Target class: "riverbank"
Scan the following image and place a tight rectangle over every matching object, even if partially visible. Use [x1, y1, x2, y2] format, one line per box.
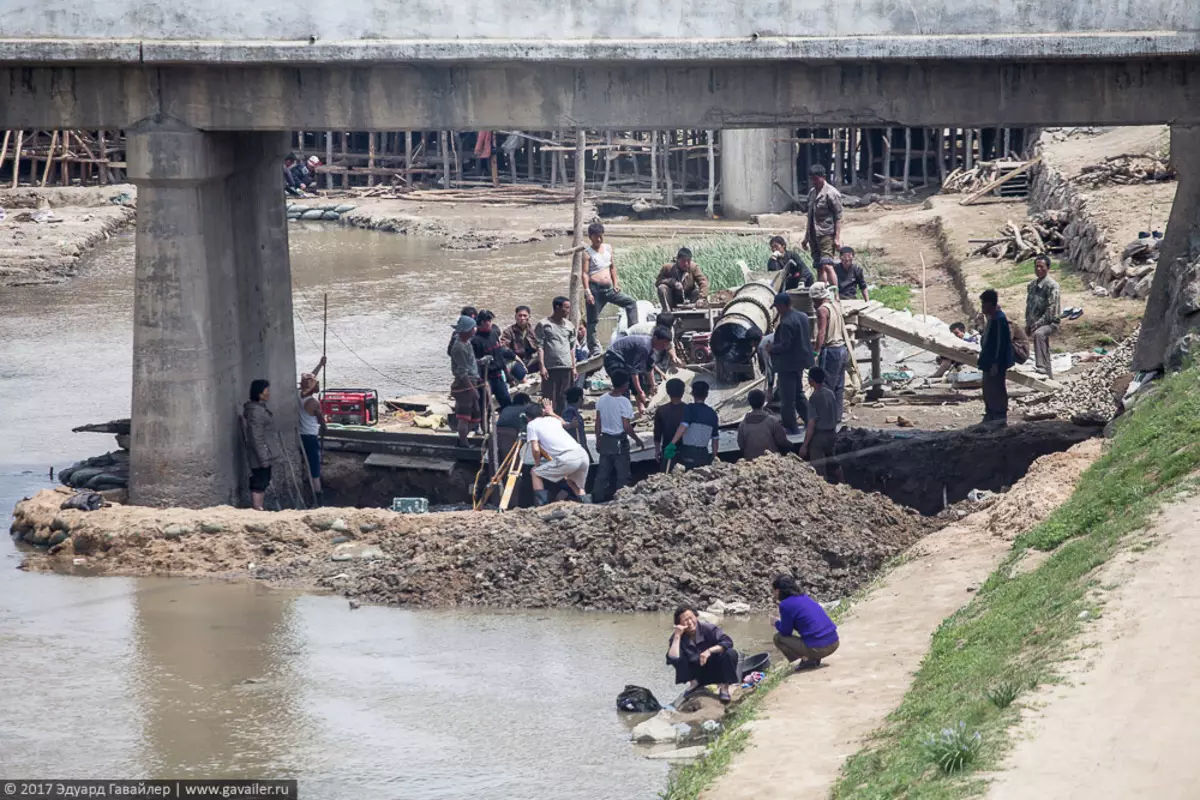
[0, 186, 136, 286]
[11, 454, 932, 612]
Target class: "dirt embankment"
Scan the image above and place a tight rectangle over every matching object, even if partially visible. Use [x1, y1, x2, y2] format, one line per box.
[0, 186, 137, 286]
[339, 197, 591, 249]
[11, 454, 932, 612]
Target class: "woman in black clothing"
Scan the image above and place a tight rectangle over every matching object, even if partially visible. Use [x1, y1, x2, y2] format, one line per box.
[666, 605, 740, 703]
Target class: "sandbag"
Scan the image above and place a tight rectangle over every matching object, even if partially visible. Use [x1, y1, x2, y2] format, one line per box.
[322, 211, 341, 220]
[86, 473, 127, 490]
[334, 204, 356, 214]
[616, 684, 661, 713]
[301, 209, 326, 220]
[65, 467, 105, 486]
[61, 492, 104, 512]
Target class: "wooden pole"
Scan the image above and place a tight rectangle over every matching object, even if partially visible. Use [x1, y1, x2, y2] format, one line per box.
[0, 131, 10, 183]
[664, 131, 674, 207]
[1003, 127, 1012, 158]
[650, 130, 659, 198]
[866, 129, 874, 190]
[340, 132, 349, 188]
[323, 292, 329, 386]
[919, 252, 929, 322]
[922, 128, 931, 187]
[568, 128, 586, 327]
[440, 131, 450, 187]
[325, 132, 334, 190]
[882, 128, 892, 197]
[902, 127, 911, 191]
[453, 133, 462, 186]
[706, 129, 716, 218]
[848, 128, 857, 187]
[937, 128, 947, 185]
[833, 128, 844, 186]
[367, 133, 376, 187]
[550, 130, 559, 187]
[11, 131, 23, 188]
[40, 131, 59, 187]
[602, 130, 612, 191]
[965, 129, 975, 170]
[98, 130, 108, 185]
[490, 138, 500, 188]
[60, 130, 70, 186]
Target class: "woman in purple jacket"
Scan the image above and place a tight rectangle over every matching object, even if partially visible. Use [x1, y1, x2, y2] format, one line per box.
[772, 574, 840, 670]
[667, 605, 740, 703]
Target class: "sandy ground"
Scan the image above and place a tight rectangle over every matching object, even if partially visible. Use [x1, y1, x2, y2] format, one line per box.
[984, 495, 1200, 799]
[706, 438, 1103, 800]
[0, 186, 136, 286]
[339, 196, 589, 249]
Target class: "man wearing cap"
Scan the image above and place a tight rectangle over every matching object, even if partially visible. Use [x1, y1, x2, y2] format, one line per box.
[300, 155, 321, 191]
[811, 282, 850, 423]
[801, 164, 843, 268]
[449, 315, 481, 447]
[656, 248, 710, 310]
[769, 291, 814, 434]
[835, 246, 869, 301]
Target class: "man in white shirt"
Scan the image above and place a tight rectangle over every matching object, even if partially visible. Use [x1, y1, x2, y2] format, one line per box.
[526, 400, 592, 506]
[593, 370, 645, 502]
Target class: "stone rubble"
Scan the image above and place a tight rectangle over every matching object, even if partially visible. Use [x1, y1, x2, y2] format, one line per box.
[1019, 327, 1139, 423]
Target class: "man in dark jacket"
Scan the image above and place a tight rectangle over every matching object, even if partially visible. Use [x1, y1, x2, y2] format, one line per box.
[767, 235, 814, 290]
[768, 292, 814, 434]
[978, 289, 1016, 425]
[471, 310, 516, 409]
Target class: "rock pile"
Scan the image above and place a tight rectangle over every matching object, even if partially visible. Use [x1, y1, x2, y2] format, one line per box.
[319, 454, 931, 612]
[1020, 327, 1139, 423]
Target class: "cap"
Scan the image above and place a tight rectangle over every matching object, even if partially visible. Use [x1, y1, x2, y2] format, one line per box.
[773, 291, 792, 306]
[307, 155, 320, 166]
[453, 315, 477, 334]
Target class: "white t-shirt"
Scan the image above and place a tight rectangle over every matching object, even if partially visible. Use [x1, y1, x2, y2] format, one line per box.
[595, 392, 634, 436]
[526, 416, 587, 460]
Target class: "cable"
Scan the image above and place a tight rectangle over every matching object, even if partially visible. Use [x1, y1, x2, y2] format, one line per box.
[293, 292, 419, 393]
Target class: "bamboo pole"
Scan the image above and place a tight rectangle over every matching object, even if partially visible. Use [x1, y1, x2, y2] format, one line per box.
[550, 130, 559, 188]
[98, 130, 108, 185]
[965, 128, 975, 170]
[440, 131, 450, 187]
[0, 131, 10, 183]
[834, 128, 844, 186]
[866, 129, 874, 190]
[325, 132, 334, 190]
[650, 131, 659, 198]
[902, 127, 911, 191]
[40, 131, 59, 187]
[705, 129, 716, 218]
[848, 128, 857, 187]
[602, 130, 612, 192]
[490, 140, 500, 188]
[882, 128, 892, 197]
[60, 130, 70, 186]
[664, 131, 674, 207]
[453, 133, 462, 186]
[920, 253, 929, 321]
[937, 128, 947, 185]
[568, 128, 586, 326]
[1003, 127, 1012, 159]
[527, 136, 536, 183]
[341, 132, 349, 188]
[923, 128, 931, 187]
[11, 131, 23, 188]
[367, 133, 376, 187]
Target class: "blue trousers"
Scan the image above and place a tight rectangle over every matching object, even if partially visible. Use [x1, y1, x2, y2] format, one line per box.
[819, 345, 849, 423]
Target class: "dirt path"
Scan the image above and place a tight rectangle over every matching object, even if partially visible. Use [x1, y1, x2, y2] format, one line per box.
[705, 439, 1102, 800]
[985, 497, 1200, 799]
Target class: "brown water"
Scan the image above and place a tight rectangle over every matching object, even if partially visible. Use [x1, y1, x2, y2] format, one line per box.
[0, 225, 774, 798]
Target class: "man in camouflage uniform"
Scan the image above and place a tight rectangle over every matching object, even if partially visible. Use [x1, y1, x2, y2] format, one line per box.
[1025, 254, 1062, 378]
[801, 164, 843, 267]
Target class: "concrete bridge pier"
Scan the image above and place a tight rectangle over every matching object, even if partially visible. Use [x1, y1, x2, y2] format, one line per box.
[720, 128, 795, 219]
[1134, 125, 1200, 373]
[127, 119, 303, 508]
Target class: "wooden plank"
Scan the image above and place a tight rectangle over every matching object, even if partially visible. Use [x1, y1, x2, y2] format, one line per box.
[959, 157, 1043, 206]
[364, 452, 456, 473]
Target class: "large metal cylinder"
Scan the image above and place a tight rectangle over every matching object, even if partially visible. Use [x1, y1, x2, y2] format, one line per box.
[710, 280, 778, 364]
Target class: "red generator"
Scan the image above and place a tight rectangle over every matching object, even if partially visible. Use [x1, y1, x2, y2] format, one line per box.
[321, 388, 380, 426]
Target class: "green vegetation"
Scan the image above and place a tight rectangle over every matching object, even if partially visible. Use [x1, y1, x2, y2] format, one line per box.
[830, 366, 1200, 799]
[922, 723, 983, 775]
[616, 236, 774, 301]
[984, 258, 1083, 292]
[984, 680, 1021, 710]
[872, 285, 914, 312]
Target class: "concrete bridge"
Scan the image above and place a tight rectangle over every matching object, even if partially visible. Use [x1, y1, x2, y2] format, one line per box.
[3, 0, 1198, 506]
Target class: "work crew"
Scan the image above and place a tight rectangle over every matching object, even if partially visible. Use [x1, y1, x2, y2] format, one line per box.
[801, 164, 843, 266]
[772, 574, 840, 670]
[450, 315, 482, 447]
[811, 282, 850, 423]
[667, 605, 740, 704]
[835, 246, 869, 301]
[798, 367, 840, 481]
[593, 370, 645, 503]
[536, 296, 578, 413]
[1025, 254, 1061, 378]
[979, 288, 1016, 425]
[618, 311, 682, 368]
[581, 222, 639, 357]
[297, 356, 328, 507]
[495, 391, 531, 464]
[666, 380, 720, 469]
[769, 291, 814, 434]
[603, 327, 673, 413]
[654, 378, 688, 469]
[738, 389, 792, 460]
[656, 248, 710, 310]
[471, 310, 516, 409]
[500, 305, 540, 382]
[243, 378, 275, 511]
[525, 400, 591, 505]
[767, 235, 814, 290]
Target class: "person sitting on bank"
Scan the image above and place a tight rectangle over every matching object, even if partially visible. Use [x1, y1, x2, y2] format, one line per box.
[536, 296, 578, 413]
[656, 247, 710, 310]
[932, 321, 978, 378]
[667, 605, 740, 704]
[500, 305, 540, 383]
[603, 327, 673, 413]
[835, 246, 869, 301]
[283, 155, 303, 197]
[767, 235, 814, 290]
[525, 400, 591, 505]
[772, 574, 840, 670]
[298, 357, 328, 506]
[654, 378, 688, 468]
[495, 391, 531, 462]
[738, 389, 792, 460]
[666, 380, 720, 469]
[799, 367, 840, 482]
[593, 370, 645, 503]
[449, 315, 482, 447]
[582, 222, 639, 357]
[243, 378, 275, 512]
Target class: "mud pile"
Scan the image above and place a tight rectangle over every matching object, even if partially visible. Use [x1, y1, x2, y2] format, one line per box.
[319, 454, 931, 611]
[1020, 327, 1139, 423]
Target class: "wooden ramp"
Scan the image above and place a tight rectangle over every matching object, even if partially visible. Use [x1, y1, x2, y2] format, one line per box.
[845, 301, 1059, 393]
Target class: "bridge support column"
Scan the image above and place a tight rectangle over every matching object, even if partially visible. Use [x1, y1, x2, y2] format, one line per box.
[128, 118, 301, 508]
[720, 128, 794, 219]
[1134, 125, 1200, 373]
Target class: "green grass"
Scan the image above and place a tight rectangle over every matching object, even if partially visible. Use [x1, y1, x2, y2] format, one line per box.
[616, 236, 775, 301]
[984, 259, 1083, 292]
[829, 365, 1200, 799]
[873, 285, 914, 312]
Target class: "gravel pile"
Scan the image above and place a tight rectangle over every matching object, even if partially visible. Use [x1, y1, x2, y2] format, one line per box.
[319, 453, 932, 612]
[1020, 326, 1139, 423]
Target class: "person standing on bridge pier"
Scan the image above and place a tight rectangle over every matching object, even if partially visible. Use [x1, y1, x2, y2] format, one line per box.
[801, 164, 843, 267]
[581, 222, 638, 357]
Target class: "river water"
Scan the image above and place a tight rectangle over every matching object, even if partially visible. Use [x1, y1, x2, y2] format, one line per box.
[0, 226, 773, 797]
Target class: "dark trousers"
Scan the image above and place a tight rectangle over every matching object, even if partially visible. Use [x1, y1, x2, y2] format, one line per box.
[677, 444, 714, 470]
[594, 434, 631, 502]
[807, 429, 838, 479]
[586, 283, 638, 351]
[487, 372, 512, 408]
[983, 369, 1009, 422]
[542, 367, 574, 414]
[819, 345, 849, 422]
[670, 648, 740, 686]
[774, 633, 839, 664]
[777, 370, 808, 432]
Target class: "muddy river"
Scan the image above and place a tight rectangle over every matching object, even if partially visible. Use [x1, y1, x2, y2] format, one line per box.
[0, 226, 773, 797]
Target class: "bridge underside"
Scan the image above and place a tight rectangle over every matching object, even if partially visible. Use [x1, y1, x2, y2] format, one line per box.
[2, 58, 1199, 131]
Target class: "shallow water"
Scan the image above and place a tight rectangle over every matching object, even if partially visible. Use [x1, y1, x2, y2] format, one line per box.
[0, 225, 774, 797]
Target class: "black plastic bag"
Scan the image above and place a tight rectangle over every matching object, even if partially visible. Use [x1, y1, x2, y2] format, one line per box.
[616, 684, 662, 713]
